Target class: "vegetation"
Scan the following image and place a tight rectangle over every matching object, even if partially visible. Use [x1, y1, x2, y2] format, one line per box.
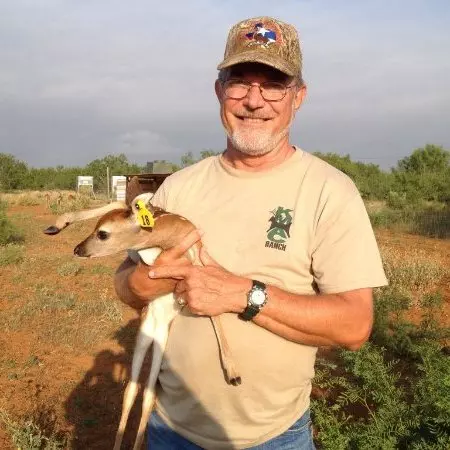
[0, 200, 24, 245]
[0, 146, 448, 448]
[312, 286, 450, 448]
[0, 409, 67, 450]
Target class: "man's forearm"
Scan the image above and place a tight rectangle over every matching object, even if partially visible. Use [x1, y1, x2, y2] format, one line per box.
[252, 286, 373, 350]
[253, 313, 337, 347]
[115, 258, 179, 310]
[114, 258, 147, 310]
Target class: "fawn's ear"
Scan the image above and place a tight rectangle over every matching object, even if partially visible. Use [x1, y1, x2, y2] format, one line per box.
[125, 176, 144, 206]
[130, 192, 155, 221]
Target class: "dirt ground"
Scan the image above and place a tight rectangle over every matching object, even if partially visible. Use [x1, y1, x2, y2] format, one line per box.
[0, 203, 449, 449]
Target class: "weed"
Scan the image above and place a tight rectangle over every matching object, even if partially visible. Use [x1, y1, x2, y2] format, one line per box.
[34, 286, 77, 310]
[49, 194, 92, 215]
[381, 247, 446, 297]
[24, 355, 42, 369]
[89, 264, 115, 275]
[0, 200, 24, 245]
[0, 244, 24, 266]
[0, 408, 67, 450]
[369, 204, 450, 239]
[312, 288, 450, 449]
[80, 298, 123, 324]
[56, 261, 82, 276]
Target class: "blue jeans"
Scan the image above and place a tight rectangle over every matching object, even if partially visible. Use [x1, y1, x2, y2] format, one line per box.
[147, 409, 315, 449]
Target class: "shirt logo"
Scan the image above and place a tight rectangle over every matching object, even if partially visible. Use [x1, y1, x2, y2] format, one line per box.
[265, 207, 293, 251]
[245, 23, 277, 48]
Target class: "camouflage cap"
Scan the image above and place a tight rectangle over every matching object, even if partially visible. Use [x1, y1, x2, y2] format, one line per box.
[217, 17, 302, 78]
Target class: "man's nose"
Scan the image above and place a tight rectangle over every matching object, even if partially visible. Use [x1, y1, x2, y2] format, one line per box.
[243, 85, 265, 109]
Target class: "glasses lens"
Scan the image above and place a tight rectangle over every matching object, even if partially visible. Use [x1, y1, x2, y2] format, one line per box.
[224, 80, 249, 99]
[261, 82, 286, 101]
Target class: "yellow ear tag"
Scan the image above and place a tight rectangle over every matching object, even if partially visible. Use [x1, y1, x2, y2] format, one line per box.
[135, 200, 155, 228]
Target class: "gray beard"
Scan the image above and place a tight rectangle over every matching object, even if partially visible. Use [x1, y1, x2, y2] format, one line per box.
[225, 100, 297, 156]
[227, 126, 289, 156]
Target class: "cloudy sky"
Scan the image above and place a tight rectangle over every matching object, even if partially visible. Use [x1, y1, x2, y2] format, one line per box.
[1, 0, 449, 169]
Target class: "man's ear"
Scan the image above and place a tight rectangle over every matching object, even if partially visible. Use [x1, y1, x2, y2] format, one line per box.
[294, 84, 307, 110]
[215, 79, 223, 102]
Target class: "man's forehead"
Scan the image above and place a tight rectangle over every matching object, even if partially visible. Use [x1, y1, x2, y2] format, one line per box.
[228, 63, 291, 82]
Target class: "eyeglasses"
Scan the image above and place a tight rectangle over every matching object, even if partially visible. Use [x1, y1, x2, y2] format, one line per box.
[222, 79, 297, 102]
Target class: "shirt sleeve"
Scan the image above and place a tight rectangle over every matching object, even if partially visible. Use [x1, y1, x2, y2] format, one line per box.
[311, 193, 388, 294]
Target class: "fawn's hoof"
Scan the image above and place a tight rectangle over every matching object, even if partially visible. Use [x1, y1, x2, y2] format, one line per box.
[43, 226, 60, 235]
[230, 376, 242, 386]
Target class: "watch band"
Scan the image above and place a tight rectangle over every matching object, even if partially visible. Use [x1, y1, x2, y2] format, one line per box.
[238, 304, 260, 321]
[252, 280, 266, 290]
[238, 280, 267, 321]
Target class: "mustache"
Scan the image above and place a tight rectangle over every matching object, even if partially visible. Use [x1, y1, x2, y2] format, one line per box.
[234, 112, 275, 120]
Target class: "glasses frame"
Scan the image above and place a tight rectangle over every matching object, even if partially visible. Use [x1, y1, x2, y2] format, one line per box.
[222, 78, 298, 102]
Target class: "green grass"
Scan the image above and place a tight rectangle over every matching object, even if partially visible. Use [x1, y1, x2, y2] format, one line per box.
[0, 244, 24, 266]
[49, 194, 93, 215]
[0, 285, 123, 349]
[89, 264, 115, 275]
[369, 205, 450, 239]
[56, 261, 82, 276]
[381, 247, 447, 297]
[0, 200, 24, 245]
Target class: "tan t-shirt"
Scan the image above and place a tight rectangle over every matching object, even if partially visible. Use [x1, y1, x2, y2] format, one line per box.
[150, 148, 387, 449]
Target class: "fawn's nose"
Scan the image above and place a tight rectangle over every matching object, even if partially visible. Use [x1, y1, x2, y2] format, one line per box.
[73, 244, 86, 257]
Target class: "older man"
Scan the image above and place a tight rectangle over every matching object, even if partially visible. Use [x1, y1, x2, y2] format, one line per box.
[115, 16, 387, 449]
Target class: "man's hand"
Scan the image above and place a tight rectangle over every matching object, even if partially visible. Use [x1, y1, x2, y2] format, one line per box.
[127, 229, 201, 302]
[149, 244, 250, 317]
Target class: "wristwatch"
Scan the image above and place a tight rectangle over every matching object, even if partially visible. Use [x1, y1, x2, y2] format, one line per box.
[239, 280, 268, 321]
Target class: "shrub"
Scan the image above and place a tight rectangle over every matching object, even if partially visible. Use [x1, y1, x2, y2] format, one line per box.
[0, 408, 67, 450]
[312, 289, 450, 449]
[56, 261, 82, 276]
[0, 200, 24, 245]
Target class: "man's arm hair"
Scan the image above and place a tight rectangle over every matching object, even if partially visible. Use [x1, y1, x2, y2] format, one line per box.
[253, 287, 373, 350]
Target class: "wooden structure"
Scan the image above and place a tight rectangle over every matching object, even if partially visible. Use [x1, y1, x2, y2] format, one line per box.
[125, 173, 171, 195]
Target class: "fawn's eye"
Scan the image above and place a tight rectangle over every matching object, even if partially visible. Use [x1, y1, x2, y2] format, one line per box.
[97, 230, 109, 241]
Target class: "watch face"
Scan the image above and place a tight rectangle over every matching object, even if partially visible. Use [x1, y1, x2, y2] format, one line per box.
[251, 289, 266, 306]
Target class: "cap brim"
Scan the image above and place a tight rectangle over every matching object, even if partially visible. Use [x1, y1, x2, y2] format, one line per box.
[217, 50, 297, 77]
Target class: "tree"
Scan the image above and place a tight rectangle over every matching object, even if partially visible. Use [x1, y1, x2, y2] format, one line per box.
[85, 154, 142, 191]
[180, 152, 196, 168]
[0, 153, 29, 190]
[394, 145, 450, 203]
[313, 152, 392, 200]
[397, 144, 449, 174]
[200, 150, 221, 159]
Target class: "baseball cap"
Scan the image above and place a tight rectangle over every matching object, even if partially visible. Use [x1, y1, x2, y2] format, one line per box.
[217, 17, 302, 78]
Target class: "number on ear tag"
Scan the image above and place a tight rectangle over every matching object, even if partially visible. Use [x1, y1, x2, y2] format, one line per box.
[135, 200, 155, 228]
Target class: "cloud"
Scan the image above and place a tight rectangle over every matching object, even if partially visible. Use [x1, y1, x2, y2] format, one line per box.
[0, 0, 449, 169]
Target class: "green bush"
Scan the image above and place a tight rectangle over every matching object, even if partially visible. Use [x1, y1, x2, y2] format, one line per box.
[312, 289, 450, 449]
[0, 200, 24, 245]
[0, 409, 67, 450]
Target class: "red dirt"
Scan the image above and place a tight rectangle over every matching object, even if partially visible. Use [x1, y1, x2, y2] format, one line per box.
[0, 205, 448, 449]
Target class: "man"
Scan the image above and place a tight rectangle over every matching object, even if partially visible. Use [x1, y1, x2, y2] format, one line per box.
[115, 16, 387, 449]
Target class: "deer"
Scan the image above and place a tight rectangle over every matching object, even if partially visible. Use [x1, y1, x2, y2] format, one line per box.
[43, 177, 241, 450]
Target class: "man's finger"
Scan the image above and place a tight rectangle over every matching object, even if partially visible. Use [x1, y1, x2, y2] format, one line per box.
[149, 265, 191, 280]
[174, 280, 187, 296]
[163, 229, 203, 259]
